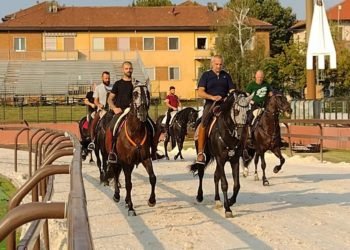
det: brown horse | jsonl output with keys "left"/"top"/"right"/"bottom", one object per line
{"left": 107, "top": 81, "right": 156, "bottom": 216}
{"left": 243, "top": 94, "right": 292, "bottom": 186}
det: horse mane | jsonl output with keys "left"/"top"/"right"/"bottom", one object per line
{"left": 176, "top": 107, "right": 195, "bottom": 123}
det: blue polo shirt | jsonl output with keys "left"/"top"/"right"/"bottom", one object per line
{"left": 198, "top": 70, "right": 235, "bottom": 105}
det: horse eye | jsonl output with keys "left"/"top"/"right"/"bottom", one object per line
{"left": 234, "top": 109, "right": 239, "bottom": 116}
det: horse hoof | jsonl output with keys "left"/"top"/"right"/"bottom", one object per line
{"left": 254, "top": 175, "right": 259, "bottom": 181}
{"left": 263, "top": 180, "right": 269, "bottom": 186}
{"left": 225, "top": 212, "right": 234, "bottom": 218}
{"left": 215, "top": 200, "right": 223, "bottom": 209}
{"left": 243, "top": 167, "right": 249, "bottom": 177}
{"left": 113, "top": 195, "right": 120, "bottom": 203}
{"left": 196, "top": 196, "right": 203, "bottom": 203}
{"left": 273, "top": 166, "right": 281, "bottom": 174}
{"left": 103, "top": 181, "right": 109, "bottom": 186}
{"left": 128, "top": 210, "right": 137, "bottom": 216}
{"left": 148, "top": 200, "right": 156, "bottom": 207}
{"left": 174, "top": 156, "right": 177, "bottom": 160}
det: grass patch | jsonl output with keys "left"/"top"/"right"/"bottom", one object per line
{"left": 282, "top": 148, "right": 350, "bottom": 163}
{"left": 0, "top": 175, "right": 17, "bottom": 249}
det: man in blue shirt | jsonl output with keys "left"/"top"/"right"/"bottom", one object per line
{"left": 196, "top": 55, "right": 235, "bottom": 164}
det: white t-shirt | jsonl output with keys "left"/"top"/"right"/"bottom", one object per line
{"left": 93, "top": 83, "right": 113, "bottom": 107}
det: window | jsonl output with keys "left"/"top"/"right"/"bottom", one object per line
{"left": 169, "top": 67, "right": 180, "bottom": 80}
{"left": 168, "top": 37, "right": 179, "bottom": 50}
{"left": 45, "top": 37, "right": 57, "bottom": 51}
{"left": 93, "top": 38, "right": 104, "bottom": 51}
{"left": 64, "top": 37, "right": 75, "bottom": 51}
{"left": 144, "top": 67, "right": 155, "bottom": 81}
{"left": 143, "top": 37, "right": 154, "bottom": 50}
{"left": 118, "top": 37, "right": 130, "bottom": 51}
{"left": 196, "top": 37, "right": 207, "bottom": 50}
{"left": 14, "top": 38, "right": 26, "bottom": 52}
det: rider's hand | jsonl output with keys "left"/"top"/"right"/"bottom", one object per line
{"left": 98, "top": 104, "right": 104, "bottom": 110}
{"left": 211, "top": 95, "right": 222, "bottom": 102}
{"left": 173, "top": 107, "right": 178, "bottom": 111}
{"left": 113, "top": 107, "right": 122, "bottom": 114}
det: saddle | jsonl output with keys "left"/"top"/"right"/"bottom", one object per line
{"left": 161, "top": 111, "right": 177, "bottom": 126}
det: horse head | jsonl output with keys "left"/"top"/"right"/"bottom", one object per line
{"left": 188, "top": 108, "right": 199, "bottom": 129}
{"left": 223, "top": 90, "right": 253, "bottom": 126}
{"left": 266, "top": 93, "right": 292, "bottom": 118}
{"left": 132, "top": 80, "right": 150, "bottom": 122}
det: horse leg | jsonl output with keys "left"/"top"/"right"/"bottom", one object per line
{"left": 174, "top": 135, "right": 182, "bottom": 160}
{"left": 164, "top": 135, "right": 170, "bottom": 160}
{"left": 214, "top": 167, "right": 222, "bottom": 208}
{"left": 229, "top": 159, "right": 240, "bottom": 207}
{"left": 89, "top": 150, "right": 94, "bottom": 164}
{"left": 260, "top": 153, "right": 269, "bottom": 186}
{"left": 271, "top": 147, "right": 285, "bottom": 173}
{"left": 142, "top": 158, "right": 157, "bottom": 207}
{"left": 123, "top": 165, "right": 136, "bottom": 216}
{"left": 196, "top": 165, "right": 204, "bottom": 203}
{"left": 94, "top": 148, "right": 103, "bottom": 184}
{"left": 113, "top": 164, "right": 122, "bottom": 203}
{"left": 101, "top": 151, "right": 109, "bottom": 186}
{"left": 254, "top": 153, "right": 260, "bottom": 181}
{"left": 217, "top": 158, "right": 233, "bottom": 218}
{"left": 178, "top": 135, "right": 185, "bottom": 160}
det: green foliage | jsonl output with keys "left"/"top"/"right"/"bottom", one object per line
{"left": 263, "top": 42, "right": 306, "bottom": 98}
{"left": 249, "top": 0, "right": 296, "bottom": 56}
{"left": 132, "top": 0, "right": 173, "bottom": 6}
{"left": 216, "top": 0, "right": 266, "bottom": 89}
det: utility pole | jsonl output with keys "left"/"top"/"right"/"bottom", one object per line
{"left": 306, "top": 0, "right": 316, "bottom": 100}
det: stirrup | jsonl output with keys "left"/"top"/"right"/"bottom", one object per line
{"left": 107, "top": 152, "right": 117, "bottom": 164}
{"left": 195, "top": 152, "right": 206, "bottom": 165}
{"left": 87, "top": 142, "right": 95, "bottom": 151}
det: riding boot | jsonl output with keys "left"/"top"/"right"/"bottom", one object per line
{"left": 196, "top": 124, "right": 206, "bottom": 164}
{"left": 106, "top": 128, "right": 117, "bottom": 164}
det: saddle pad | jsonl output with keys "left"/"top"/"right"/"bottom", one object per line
{"left": 113, "top": 108, "right": 130, "bottom": 136}
{"left": 82, "top": 120, "right": 89, "bottom": 129}
{"left": 161, "top": 111, "right": 178, "bottom": 125}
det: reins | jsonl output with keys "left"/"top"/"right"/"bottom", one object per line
{"left": 124, "top": 119, "right": 148, "bottom": 148}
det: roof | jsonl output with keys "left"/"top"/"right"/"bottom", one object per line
{"left": 0, "top": 1, "right": 273, "bottom": 31}
{"left": 290, "top": 20, "right": 306, "bottom": 30}
{"left": 327, "top": 0, "right": 350, "bottom": 20}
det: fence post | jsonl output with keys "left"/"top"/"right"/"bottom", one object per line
{"left": 53, "top": 100, "right": 57, "bottom": 123}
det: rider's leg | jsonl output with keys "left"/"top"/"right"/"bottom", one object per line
{"left": 106, "top": 114, "right": 119, "bottom": 164}
{"left": 196, "top": 104, "right": 211, "bottom": 164}
{"left": 165, "top": 109, "right": 171, "bottom": 134}
{"left": 88, "top": 111, "right": 100, "bottom": 150}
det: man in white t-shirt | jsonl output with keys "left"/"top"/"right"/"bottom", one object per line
{"left": 88, "top": 71, "right": 113, "bottom": 150}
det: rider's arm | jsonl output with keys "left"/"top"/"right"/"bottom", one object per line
{"left": 197, "top": 87, "right": 221, "bottom": 101}
{"left": 94, "top": 97, "right": 103, "bottom": 110}
{"left": 108, "top": 92, "right": 122, "bottom": 114}
{"left": 165, "top": 99, "right": 176, "bottom": 110}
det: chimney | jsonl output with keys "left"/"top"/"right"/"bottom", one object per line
{"left": 212, "top": 2, "right": 218, "bottom": 11}
{"left": 48, "top": 1, "right": 59, "bottom": 13}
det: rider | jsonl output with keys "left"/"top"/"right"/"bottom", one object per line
{"left": 105, "top": 61, "right": 161, "bottom": 163}
{"left": 196, "top": 55, "right": 236, "bottom": 164}
{"left": 87, "top": 72, "right": 113, "bottom": 150}
{"left": 242, "top": 70, "right": 273, "bottom": 159}
{"left": 84, "top": 83, "right": 97, "bottom": 123}
{"left": 165, "top": 86, "right": 182, "bottom": 135}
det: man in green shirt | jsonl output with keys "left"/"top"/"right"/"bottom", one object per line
{"left": 243, "top": 70, "right": 273, "bottom": 161}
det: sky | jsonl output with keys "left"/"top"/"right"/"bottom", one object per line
{"left": 0, "top": 0, "right": 344, "bottom": 22}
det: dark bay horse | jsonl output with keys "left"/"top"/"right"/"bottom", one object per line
{"left": 156, "top": 107, "right": 198, "bottom": 160}
{"left": 78, "top": 116, "right": 94, "bottom": 163}
{"left": 189, "top": 91, "right": 252, "bottom": 218}
{"left": 243, "top": 94, "right": 292, "bottom": 186}
{"left": 107, "top": 81, "right": 156, "bottom": 216}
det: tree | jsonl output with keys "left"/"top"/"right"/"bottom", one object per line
{"left": 262, "top": 41, "right": 306, "bottom": 98}
{"left": 215, "top": 0, "right": 266, "bottom": 89}
{"left": 132, "top": 0, "right": 173, "bottom": 6}
{"left": 248, "top": 0, "right": 296, "bottom": 56}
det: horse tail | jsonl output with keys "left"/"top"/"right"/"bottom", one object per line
{"left": 188, "top": 145, "right": 212, "bottom": 175}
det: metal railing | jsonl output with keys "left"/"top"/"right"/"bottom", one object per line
{"left": 0, "top": 124, "right": 93, "bottom": 249}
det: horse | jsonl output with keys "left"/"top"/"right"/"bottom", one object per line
{"left": 156, "top": 107, "right": 198, "bottom": 160}
{"left": 189, "top": 91, "right": 253, "bottom": 218}
{"left": 78, "top": 116, "right": 94, "bottom": 163}
{"left": 107, "top": 81, "right": 156, "bottom": 216}
{"left": 242, "top": 93, "right": 292, "bottom": 186}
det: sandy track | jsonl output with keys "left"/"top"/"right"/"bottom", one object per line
{"left": 1, "top": 148, "right": 350, "bottom": 249}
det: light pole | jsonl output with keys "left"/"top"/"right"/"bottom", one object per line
{"left": 337, "top": 5, "right": 342, "bottom": 35}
